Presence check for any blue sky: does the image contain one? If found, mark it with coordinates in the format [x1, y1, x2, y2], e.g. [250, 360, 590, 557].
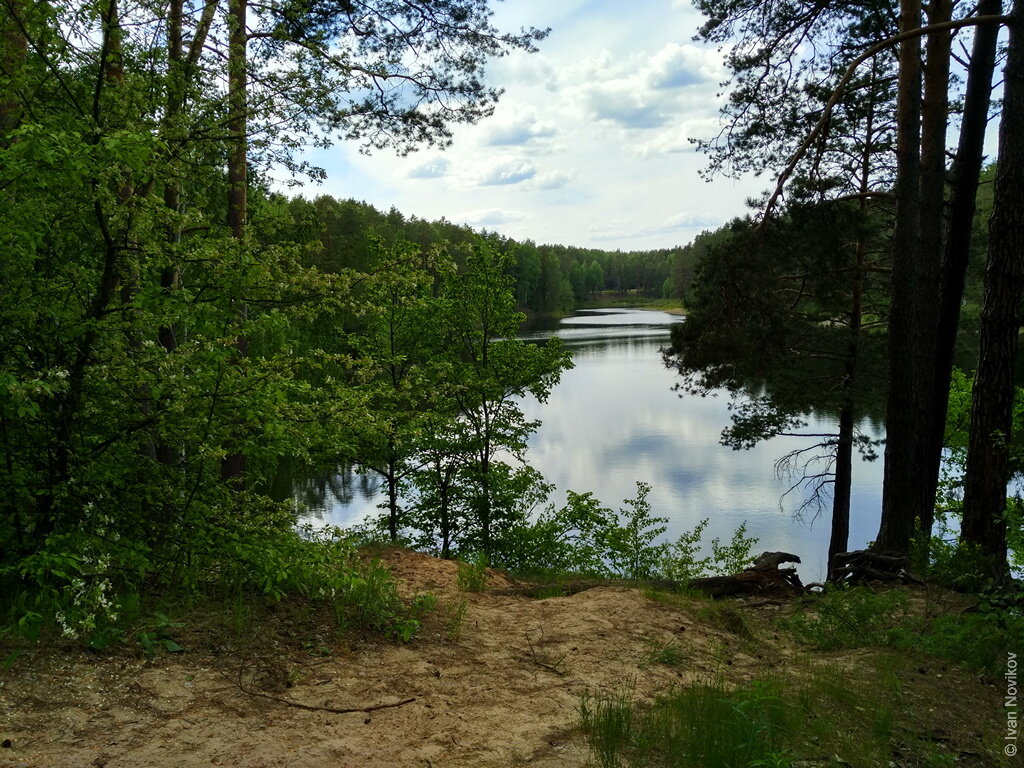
[293, 0, 768, 251]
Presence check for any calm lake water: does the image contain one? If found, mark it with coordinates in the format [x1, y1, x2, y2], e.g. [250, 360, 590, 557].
[292, 308, 886, 581]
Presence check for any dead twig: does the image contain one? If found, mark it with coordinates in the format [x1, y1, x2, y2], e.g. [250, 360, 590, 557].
[525, 628, 567, 677]
[221, 662, 416, 715]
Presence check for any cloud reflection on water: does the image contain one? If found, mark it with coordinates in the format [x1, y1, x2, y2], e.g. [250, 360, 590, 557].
[298, 308, 884, 581]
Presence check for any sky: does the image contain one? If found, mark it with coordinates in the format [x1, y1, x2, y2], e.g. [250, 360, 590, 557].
[292, 0, 768, 252]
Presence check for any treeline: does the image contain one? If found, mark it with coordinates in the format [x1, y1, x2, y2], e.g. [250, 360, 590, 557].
[266, 194, 688, 315]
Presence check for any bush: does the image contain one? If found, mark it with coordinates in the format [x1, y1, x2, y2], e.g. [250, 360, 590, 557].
[1, 497, 429, 647]
[782, 587, 908, 650]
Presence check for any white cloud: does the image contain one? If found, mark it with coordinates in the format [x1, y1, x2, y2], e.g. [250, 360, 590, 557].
[407, 157, 450, 179]
[299, 3, 767, 252]
[455, 208, 528, 227]
[590, 211, 724, 243]
[662, 211, 724, 229]
[484, 112, 557, 146]
[646, 43, 723, 90]
[562, 43, 725, 132]
[475, 159, 538, 186]
[528, 170, 572, 190]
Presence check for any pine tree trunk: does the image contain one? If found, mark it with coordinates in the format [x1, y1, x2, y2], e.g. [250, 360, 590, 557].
[910, 0, 952, 550]
[877, 0, 924, 555]
[960, 1, 1024, 581]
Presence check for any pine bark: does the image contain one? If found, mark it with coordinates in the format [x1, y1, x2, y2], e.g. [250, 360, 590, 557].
[960, 0, 1024, 580]
[877, 0, 924, 555]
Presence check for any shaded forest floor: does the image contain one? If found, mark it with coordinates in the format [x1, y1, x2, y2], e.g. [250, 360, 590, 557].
[0, 549, 1011, 767]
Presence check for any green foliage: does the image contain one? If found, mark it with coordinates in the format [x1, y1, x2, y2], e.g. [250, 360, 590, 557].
[709, 521, 759, 575]
[659, 519, 713, 581]
[493, 490, 618, 578]
[784, 582, 1024, 677]
[0, 0, 556, 649]
[660, 518, 758, 580]
[445, 598, 469, 641]
[936, 368, 1024, 575]
[896, 605, 1024, 676]
[138, 612, 185, 657]
[578, 686, 635, 768]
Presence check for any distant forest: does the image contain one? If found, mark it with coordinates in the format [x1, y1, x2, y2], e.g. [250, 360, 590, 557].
[263, 193, 701, 314]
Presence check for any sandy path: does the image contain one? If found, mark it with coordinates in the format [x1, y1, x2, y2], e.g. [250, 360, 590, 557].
[1, 551, 753, 768]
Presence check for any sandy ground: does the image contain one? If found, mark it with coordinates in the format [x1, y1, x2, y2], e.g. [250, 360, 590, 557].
[0, 550, 765, 768]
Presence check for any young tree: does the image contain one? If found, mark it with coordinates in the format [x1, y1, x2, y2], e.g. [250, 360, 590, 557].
[348, 244, 450, 541]
[437, 242, 572, 558]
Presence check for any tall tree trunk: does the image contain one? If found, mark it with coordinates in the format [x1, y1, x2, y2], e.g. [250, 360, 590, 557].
[877, 0, 924, 555]
[161, 0, 183, 358]
[960, 0, 1024, 582]
[387, 448, 400, 542]
[221, 0, 248, 482]
[924, 0, 1003, 549]
[44, 0, 128, 532]
[907, 0, 953, 555]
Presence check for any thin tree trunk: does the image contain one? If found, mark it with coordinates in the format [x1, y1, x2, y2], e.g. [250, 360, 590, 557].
[828, 85, 876, 579]
[387, 451, 400, 542]
[160, 0, 183, 361]
[877, 0, 924, 555]
[960, 0, 1024, 582]
[221, 0, 248, 482]
[227, 0, 247, 243]
[831, 242, 865, 576]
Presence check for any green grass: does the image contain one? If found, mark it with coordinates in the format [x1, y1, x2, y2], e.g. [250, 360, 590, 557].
[643, 637, 685, 668]
[577, 650, 996, 768]
[445, 598, 468, 641]
[456, 556, 488, 593]
[580, 676, 790, 768]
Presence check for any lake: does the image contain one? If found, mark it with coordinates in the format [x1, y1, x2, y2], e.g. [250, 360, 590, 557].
[291, 308, 886, 581]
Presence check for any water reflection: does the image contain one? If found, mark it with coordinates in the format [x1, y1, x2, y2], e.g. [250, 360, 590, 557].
[285, 308, 885, 580]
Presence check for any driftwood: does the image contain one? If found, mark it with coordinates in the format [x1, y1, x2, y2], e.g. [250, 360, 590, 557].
[688, 566, 804, 598]
[751, 551, 802, 570]
[830, 550, 922, 585]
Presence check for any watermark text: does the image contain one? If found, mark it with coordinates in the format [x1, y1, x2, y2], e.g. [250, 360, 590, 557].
[1007, 652, 1019, 757]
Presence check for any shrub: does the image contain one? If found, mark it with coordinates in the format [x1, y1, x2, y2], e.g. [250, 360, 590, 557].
[782, 587, 908, 650]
